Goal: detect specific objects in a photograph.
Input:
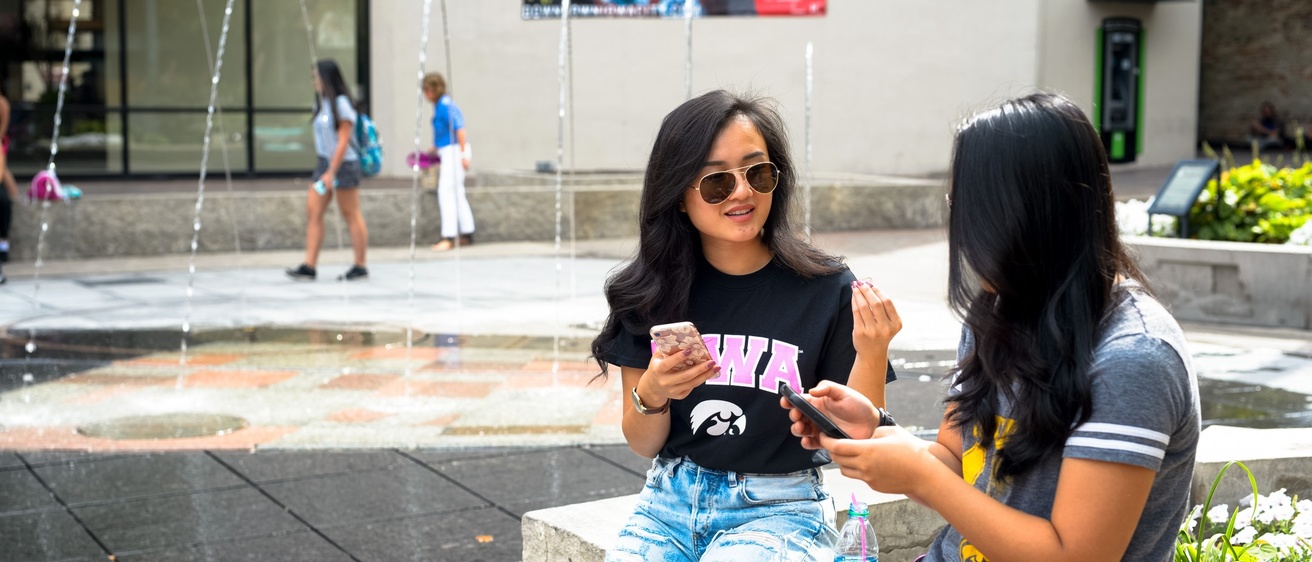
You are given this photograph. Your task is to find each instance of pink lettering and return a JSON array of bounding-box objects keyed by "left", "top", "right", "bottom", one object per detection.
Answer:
[
  {"left": 760, "top": 340, "right": 803, "bottom": 394},
  {"left": 707, "top": 335, "right": 769, "bottom": 388}
]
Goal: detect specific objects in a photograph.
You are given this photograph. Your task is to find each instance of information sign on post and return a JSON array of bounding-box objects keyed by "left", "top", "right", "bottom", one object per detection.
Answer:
[{"left": 1145, "top": 159, "right": 1221, "bottom": 238}]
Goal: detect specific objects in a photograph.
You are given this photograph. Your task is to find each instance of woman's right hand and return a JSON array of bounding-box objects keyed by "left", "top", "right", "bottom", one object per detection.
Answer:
[
  {"left": 635, "top": 349, "right": 720, "bottom": 408},
  {"left": 852, "top": 280, "right": 901, "bottom": 358}
]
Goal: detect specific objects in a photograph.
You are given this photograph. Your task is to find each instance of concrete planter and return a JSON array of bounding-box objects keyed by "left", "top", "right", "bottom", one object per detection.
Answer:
[{"left": 1127, "top": 236, "right": 1312, "bottom": 330}]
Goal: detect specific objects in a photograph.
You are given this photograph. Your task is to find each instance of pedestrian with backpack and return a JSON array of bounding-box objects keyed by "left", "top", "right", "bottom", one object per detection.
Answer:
[
  {"left": 422, "top": 72, "right": 476, "bottom": 252},
  {"left": 287, "top": 59, "right": 369, "bottom": 281}
]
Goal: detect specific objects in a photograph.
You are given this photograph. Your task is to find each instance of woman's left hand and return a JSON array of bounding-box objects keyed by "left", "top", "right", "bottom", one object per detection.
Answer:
[
  {"left": 819, "top": 425, "right": 934, "bottom": 496},
  {"left": 461, "top": 157, "right": 470, "bottom": 170},
  {"left": 320, "top": 171, "right": 336, "bottom": 190},
  {"left": 851, "top": 280, "right": 902, "bottom": 357}
]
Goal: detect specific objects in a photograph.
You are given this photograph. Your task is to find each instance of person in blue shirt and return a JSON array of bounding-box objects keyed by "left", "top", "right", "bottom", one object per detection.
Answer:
[{"left": 423, "top": 72, "right": 476, "bottom": 252}]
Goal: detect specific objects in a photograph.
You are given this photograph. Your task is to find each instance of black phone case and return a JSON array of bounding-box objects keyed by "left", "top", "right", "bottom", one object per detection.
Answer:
[{"left": 778, "top": 381, "right": 851, "bottom": 440}]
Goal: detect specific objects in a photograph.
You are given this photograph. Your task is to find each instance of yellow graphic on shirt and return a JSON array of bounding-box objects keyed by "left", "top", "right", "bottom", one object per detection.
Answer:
[
  {"left": 959, "top": 539, "right": 987, "bottom": 562},
  {"left": 956, "top": 416, "right": 1016, "bottom": 562}
]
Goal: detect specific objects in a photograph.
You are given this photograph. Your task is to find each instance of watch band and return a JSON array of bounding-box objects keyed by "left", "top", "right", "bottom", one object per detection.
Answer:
[
  {"left": 876, "top": 407, "right": 897, "bottom": 427},
  {"left": 631, "top": 387, "right": 670, "bottom": 415}
]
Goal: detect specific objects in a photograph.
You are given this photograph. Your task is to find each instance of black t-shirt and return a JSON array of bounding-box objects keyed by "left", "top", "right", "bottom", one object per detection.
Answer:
[{"left": 602, "top": 257, "right": 897, "bottom": 474}]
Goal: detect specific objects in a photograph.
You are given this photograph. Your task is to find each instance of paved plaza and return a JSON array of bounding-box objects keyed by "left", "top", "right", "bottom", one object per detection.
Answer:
[{"left": 0, "top": 228, "right": 1309, "bottom": 561}]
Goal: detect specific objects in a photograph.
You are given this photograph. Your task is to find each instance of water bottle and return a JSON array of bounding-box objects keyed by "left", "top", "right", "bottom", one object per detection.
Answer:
[
  {"left": 312, "top": 178, "right": 338, "bottom": 195},
  {"left": 834, "top": 500, "right": 878, "bottom": 562}
]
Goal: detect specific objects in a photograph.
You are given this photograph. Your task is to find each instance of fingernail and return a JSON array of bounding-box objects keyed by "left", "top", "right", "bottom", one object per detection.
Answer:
[
  {"left": 683, "top": 349, "right": 692, "bottom": 356},
  {"left": 850, "top": 280, "right": 859, "bottom": 288}
]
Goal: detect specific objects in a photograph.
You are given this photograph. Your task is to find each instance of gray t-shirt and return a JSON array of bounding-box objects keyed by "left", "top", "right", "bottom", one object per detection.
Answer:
[
  {"left": 926, "top": 283, "right": 1200, "bottom": 562},
  {"left": 313, "top": 95, "right": 359, "bottom": 160}
]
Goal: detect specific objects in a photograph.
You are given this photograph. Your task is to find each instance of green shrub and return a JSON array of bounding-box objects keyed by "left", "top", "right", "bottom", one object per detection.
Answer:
[{"left": 1189, "top": 160, "right": 1312, "bottom": 244}]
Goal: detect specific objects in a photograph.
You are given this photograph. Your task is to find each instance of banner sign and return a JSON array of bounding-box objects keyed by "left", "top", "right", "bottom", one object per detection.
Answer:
[{"left": 522, "top": 0, "right": 826, "bottom": 20}]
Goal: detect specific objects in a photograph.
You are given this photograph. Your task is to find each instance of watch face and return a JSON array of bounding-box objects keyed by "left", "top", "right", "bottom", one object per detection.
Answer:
[{"left": 631, "top": 387, "right": 665, "bottom": 414}]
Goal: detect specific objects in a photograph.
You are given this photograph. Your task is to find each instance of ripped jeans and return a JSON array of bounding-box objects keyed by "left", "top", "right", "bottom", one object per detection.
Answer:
[{"left": 606, "top": 456, "right": 838, "bottom": 562}]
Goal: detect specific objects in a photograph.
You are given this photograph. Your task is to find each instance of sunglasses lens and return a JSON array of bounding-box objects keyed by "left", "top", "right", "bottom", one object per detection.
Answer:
[
  {"left": 699, "top": 172, "right": 734, "bottom": 204},
  {"left": 746, "top": 163, "right": 778, "bottom": 193}
]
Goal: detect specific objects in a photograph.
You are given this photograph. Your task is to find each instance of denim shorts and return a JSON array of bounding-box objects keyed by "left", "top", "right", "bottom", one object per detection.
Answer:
[
  {"left": 606, "top": 456, "right": 838, "bottom": 562},
  {"left": 312, "top": 157, "right": 362, "bottom": 189}
]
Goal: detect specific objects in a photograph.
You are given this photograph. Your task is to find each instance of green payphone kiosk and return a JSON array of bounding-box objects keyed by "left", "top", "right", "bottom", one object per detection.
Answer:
[{"left": 1096, "top": 17, "right": 1143, "bottom": 164}]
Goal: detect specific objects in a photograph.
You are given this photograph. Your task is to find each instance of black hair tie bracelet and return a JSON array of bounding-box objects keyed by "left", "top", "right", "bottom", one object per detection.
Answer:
[{"left": 877, "top": 408, "right": 897, "bottom": 427}]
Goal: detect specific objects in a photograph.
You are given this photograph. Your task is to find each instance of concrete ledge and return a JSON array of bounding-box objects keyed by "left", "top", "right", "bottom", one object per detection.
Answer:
[
  {"left": 8, "top": 172, "right": 945, "bottom": 261},
  {"left": 522, "top": 467, "right": 945, "bottom": 562},
  {"left": 1127, "top": 236, "right": 1312, "bottom": 330},
  {"left": 523, "top": 427, "right": 1312, "bottom": 562}
]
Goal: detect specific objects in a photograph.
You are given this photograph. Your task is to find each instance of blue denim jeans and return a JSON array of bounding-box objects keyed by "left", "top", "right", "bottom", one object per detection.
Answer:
[{"left": 606, "top": 456, "right": 838, "bottom": 561}]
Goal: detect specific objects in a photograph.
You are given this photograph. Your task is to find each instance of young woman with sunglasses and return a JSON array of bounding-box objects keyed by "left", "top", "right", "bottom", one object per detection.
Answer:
[
  {"left": 786, "top": 93, "right": 1199, "bottom": 561},
  {"left": 591, "top": 90, "right": 899, "bottom": 560}
]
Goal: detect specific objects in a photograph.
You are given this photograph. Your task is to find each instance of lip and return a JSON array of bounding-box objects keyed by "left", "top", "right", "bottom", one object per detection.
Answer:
[{"left": 723, "top": 205, "right": 754, "bottom": 222}]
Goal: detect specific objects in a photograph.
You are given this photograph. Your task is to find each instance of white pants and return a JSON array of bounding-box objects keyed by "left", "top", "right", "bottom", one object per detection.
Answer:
[{"left": 437, "top": 144, "right": 475, "bottom": 239}]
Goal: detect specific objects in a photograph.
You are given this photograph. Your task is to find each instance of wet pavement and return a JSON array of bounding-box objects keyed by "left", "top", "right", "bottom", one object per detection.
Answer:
[{"left": 1, "top": 229, "right": 1310, "bottom": 561}]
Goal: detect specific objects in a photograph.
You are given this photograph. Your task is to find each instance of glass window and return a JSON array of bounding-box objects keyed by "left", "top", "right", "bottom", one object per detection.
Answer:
[
  {"left": 127, "top": 111, "right": 247, "bottom": 173},
  {"left": 0, "top": 0, "right": 363, "bottom": 178},
  {"left": 251, "top": 0, "right": 358, "bottom": 109},
  {"left": 253, "top": 112, "right": 315, "bottom": 172},
  {"left": 123, "top": 0, "right": 246, "bottom": 109},
  {"left": 5, "top": 0, "right": 115, "bottom": 176}
]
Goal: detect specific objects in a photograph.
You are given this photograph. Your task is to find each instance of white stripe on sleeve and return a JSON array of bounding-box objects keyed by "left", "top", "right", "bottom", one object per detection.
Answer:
[
  {"left": 1066, "top": 437, "right": 1166, "bottom": 460},
  {"left": 1073, "top": 422, "right": 1170, "bottom": 445}
]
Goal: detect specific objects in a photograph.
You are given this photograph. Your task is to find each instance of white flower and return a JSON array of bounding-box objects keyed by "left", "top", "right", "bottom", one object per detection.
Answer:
[
  {"left": 1262, "top": 533, "right": 1300, "bottom": 550},
  {"left": 1114, "top": 198, "right": 1178, "bottom": 237},
  {"left": 1231, "top": 526, "right": 1258, "bottom": 545},
  {"left": 1184, "top": 505, "right": 1202, "bottom": 533},
  {"left": 1115, "top": 199, "right": 1150, "bottom": 236},
  {"left": 1206, "top": 504, "right": 1230, "bottom": 525},
  {"left": 1256, "top": 489, "right": 1296, "bottom": 524},
  {"left": 1224, "top": 190, "right": 1240, "bottom": 206},
  {"left": 1232, "top": 506, "right": 1257, "bottom": 529},
  {"left": 1296, "top": 499, "right": 1312, "bottom": 513},
  {"left": 1287, "top": 221, "right": 1312, "bottom": 246},
  {"left": 1294, "top": 511, "right": 1312, "bottom": 537}
]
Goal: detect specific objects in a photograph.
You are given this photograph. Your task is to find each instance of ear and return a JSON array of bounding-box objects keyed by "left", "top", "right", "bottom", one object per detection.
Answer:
[{"left": 679, "top": 200, "right": 687, "bottom": 213}]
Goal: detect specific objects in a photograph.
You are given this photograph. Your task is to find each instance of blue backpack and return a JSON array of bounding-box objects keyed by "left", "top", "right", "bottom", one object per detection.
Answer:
[{"left": 353, "top": 113, "right": 383, "bottom": 177}]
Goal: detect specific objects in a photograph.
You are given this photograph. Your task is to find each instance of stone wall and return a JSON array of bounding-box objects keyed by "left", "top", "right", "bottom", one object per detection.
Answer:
[
  {"left": 1200, "top": 0, "right": 1312, "bottom": 144},
  {"left": 7, "top": 174, "right": 945, "bottom": 261}
]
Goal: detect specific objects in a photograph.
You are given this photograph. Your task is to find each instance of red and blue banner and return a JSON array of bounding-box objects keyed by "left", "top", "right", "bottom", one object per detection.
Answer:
[{"left": 522, "top": 0, "right": 826, "bottom": 20}]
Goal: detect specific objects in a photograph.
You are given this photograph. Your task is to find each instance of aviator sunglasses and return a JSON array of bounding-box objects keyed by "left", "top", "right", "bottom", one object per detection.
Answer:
[{"left": 692, "top": 162, "right": 780, "bottom": 205}]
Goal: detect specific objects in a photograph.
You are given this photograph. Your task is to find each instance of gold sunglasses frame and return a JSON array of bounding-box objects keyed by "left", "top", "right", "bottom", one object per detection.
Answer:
[{"left": 692, "top": 162, "right": 780, "bottom": 205}]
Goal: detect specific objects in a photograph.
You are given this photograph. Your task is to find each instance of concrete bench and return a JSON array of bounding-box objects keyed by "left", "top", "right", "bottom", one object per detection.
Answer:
[
  {"left": 523, "top": 426, "right": 1312, "bottom": 562},
  {"left": 522, "top": 467, "right": 947, "bottom": 562}
]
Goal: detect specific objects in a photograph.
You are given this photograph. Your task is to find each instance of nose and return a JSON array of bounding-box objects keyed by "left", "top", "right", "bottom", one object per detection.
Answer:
[{"left": 725, "top": 170, "right": 754, "bottom": 200}]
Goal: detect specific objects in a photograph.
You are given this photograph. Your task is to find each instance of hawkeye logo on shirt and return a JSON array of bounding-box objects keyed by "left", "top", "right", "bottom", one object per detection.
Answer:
[
  {"left": 956, "top": 416, "right": 1016, "bottom": 562},
  {"left": 652, "top": 333, "right": 805, "bottom": 438}
]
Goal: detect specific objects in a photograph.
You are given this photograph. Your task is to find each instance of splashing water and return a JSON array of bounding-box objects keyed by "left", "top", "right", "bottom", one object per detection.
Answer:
[
  {"left": 404, "top": 0, "right": 436, "bottom": 377},
  {"left": 26, "top": 0, "right": 83, "bottom": 373},
  {"left": 178, "top": 0, "right": 236, "bottom": 386}
]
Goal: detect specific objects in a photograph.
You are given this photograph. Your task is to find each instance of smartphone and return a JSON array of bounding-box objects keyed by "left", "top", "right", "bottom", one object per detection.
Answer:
[
  {"left": 778, "top": 380, "right": 852, "bottom": 440},
  {"left": 649, "top": 321, "right": 711, "bottom": 371}
]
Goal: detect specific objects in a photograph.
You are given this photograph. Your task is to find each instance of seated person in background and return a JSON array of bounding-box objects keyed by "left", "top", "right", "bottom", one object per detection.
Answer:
[{"left": 1250, "top": 101, "right": 1285, "bottom": 150}]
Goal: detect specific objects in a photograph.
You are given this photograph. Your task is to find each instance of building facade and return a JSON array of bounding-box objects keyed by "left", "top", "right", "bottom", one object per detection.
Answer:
[{"left": 1, "top": 0, "right": 1204, "bottom": 181}]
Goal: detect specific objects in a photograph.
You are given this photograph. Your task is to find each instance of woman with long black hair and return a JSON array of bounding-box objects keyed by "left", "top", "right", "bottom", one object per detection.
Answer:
[
  {"left": 592, "top": 90, "right": 898, "bottom": 560},
  {"left": 787, "top": 92, "right": 1199, "bottom": 561},
  {"left": 286, "top": 59, "right": 369, "bottom": 282}
]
